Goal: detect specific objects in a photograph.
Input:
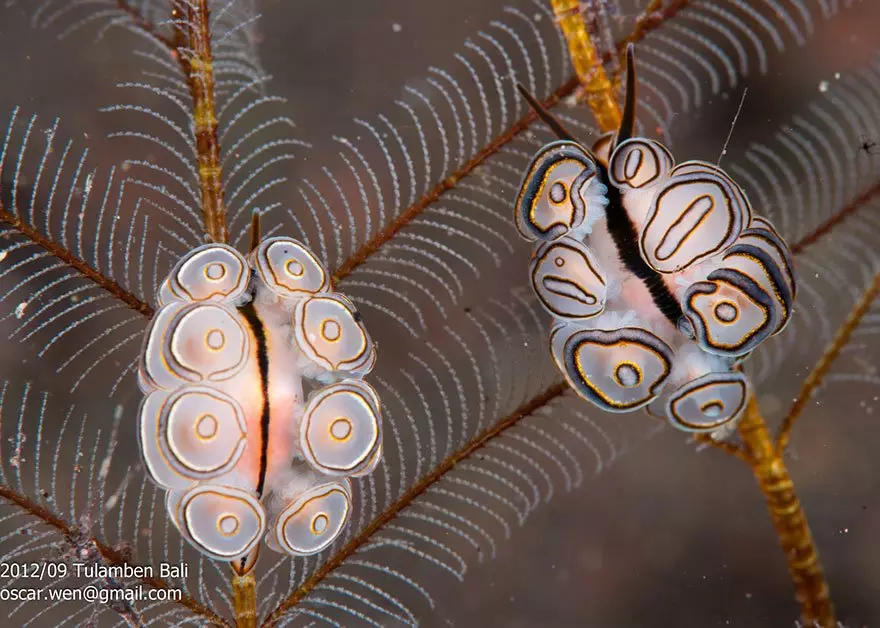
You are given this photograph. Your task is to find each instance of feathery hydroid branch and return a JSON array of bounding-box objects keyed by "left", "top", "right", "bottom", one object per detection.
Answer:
[
  {"left": 117, "top": 0, "right": 229, "bottom": 242},
  {"left": 262, "top": 382, "right": 570, "bottom": 626},
  {"left": 0, "top": 202, "right": 154, "bottom": 317},
  {"left": 329, "top": 2, "right": 687, "bottom": 283}
]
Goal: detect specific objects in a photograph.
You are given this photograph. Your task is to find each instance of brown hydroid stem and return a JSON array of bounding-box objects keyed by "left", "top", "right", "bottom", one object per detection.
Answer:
[
  {"left": 175, "top": 0, "right": 228, "bottom": 244},
  {"left": 232, "top": 571, "right": 257, "bottom": 628},
  {"left": 550, "top": 0, "right": 621, "bottom": 132},
  {"left": 737, "top": 397, "right": 835, "bottom": 627}
]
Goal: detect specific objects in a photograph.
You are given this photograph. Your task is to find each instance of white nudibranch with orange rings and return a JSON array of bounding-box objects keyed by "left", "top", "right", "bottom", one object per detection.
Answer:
[
  {"left": 138, "top": 237, "right": 382, "bottom": 563},
  {"left": 515, "top": 45, "right": 796, "bottom": 435}
]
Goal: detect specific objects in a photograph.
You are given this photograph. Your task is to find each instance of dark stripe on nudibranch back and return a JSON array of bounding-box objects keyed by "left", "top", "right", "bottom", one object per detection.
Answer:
[
  {"left": 239, "top": 301, "right": 271, "bottom": 497},
  {"left": 598, "top": 164, "right": 684, "bottom": 326}
]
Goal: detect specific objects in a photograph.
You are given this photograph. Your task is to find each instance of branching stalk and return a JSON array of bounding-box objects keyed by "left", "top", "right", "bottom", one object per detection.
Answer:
[
  {"left": 263, "top": 382, "right": 569, "bottom": 626},
  {"left": 173, "top": 0, "right": 228, "bottom": 243},
  {"left": 0, "top": 203, "right": 154, "bottom": 316},
  {"left": 550, "top": 0, "right": 621, "bottom": 132},
  {"left": 737, "top": 397, "right": 835, "bottom": 627}
]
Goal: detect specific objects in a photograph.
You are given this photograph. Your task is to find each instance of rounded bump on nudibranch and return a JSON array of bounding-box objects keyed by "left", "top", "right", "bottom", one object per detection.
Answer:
[
  {"left": 300, "top": 380, "right": 382, "bottom": 476},
  {"left": 293, "top": 294, "right": 375, "bottom": 375},
  {"left": 266, "top": 480, "right": 352, "bottom": 556},
  {"left": 530, "top": 237, "right": 607, "bottom": 320},
  {"left": 157, "top": 244, "right": 249, "bottom": 306},
  {"left": 139, "top": 391, "right": 195, "bottom": 490},
  {"left": 665, "top": 371, "right": 749, "bottom": 432},
  {"left": 250, "top": 236, "right": 330, "bottom": 298},
  {"left": 172, "top": 484, "right": 266, "bottom": 561},
  {"left": 140, "top": 302, "right": 250, "bottom": 390},
  {"left": 158, "top": 386, "right": 247, "bottom": 480},
  {"left": 639, "top": 161, "right": 751, "bottom": 273},
  {"left": 514, "top": 141, "right": 602, "bottom": 242},
  {"left": 557, "top": 326, "right": 674, "bottom": 412},
  {"left": 684, "top": 266, "right": 780, "bottom": 358},
  {"left": 733, "top": 225, "right": 797, "bottom": 327},
  {"left": 608, "top": 138, "right": 674, "bottom": 190}
]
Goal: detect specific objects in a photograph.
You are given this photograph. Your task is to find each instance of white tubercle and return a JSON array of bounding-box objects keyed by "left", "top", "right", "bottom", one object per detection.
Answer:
[
  {"left": 293, "top": 294, "right": 376, "bottom": 375},
  {"left": 300, "top": 380, "right": 382, "bottom": 477},
  {"left": 665, "top": 371, "right": 749, "bottom": 433},
  {"left": 139, "top": 386, "right": 247, "bottom": 488},
  {"left": 640, "top": 163, "right": 749, "bottom": 274},
  {"left": 530, "top": 237, "right": 607, "bottom": 320},
  {"left": 173, "top": 484, "right": 266, "bottom": 561},
  {"left": 266, "top": 479, "right": 352, "bottom": 556},
  {"left": 139, "top": 302, "right": 250, "bottom": 391},
  {"left": 158, "top": 244, "right": 249, "bottom": 306},
  {"left": 250, "top": 236, "right": 331, "bottom": 299}
]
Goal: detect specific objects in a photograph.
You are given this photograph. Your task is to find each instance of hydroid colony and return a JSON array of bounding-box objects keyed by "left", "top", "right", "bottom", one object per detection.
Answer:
[{"left": 0, "top": 0, "right": 878, "bottom": 626}]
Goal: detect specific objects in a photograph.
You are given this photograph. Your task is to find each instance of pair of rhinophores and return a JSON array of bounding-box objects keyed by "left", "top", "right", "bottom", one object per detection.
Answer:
[
  {"left": 515, "top": 45, "right": 797, "bottom": 433},
  {"left": 138, "top": 226, "right": 381, "bottom": 564}
]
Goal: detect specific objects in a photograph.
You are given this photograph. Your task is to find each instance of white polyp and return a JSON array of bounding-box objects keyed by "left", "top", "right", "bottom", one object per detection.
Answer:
[
  {"left": 665, "top": 371, "right": 749, "bottom": 432},
  {"left": 294, "top": 294, "right": 375, "bottom": 374},
  {"left": 267, "top": 480, "right": 352, "bottom": 556},
  {"left": 251, "top": 236, "right": 331, "bottom": 299},
  {"left": 175, "top": 484, "right": 266, "bottom": 561},
  {"left": 300, "top": 380, "right": 382, "bottom": 476},
  {"left": 568, "top": 177, "right": 609, "bottom": 239},
  {"left": 530, "top": 237, "right": 606, "bottom": 320},
  {"left": 158, "top": 244, "right": 249, "bottom": 306}
]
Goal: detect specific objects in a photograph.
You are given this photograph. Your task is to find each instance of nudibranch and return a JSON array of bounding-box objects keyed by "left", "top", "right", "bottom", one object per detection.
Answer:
[
  {"left": 515, "top": 45, "right": 795, "bottom": 434},
  {"left": 137, "top": 237, "right": 381, "bottom": 563}
]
